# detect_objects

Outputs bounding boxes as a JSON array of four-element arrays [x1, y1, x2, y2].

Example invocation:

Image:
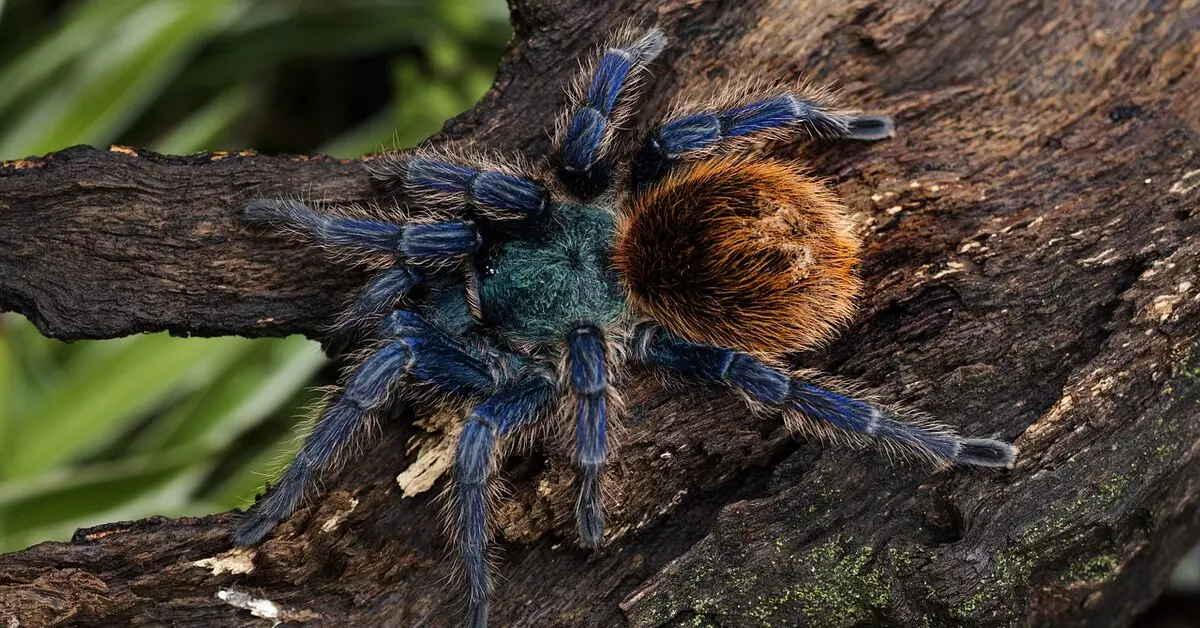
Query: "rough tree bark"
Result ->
[[1, 0, 1198, 626]]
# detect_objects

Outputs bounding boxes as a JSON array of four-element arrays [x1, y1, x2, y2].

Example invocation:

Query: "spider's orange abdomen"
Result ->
[[615, 157, 862, 357]]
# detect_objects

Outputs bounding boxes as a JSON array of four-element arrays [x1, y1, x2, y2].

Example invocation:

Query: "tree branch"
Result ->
[[2, 1, 1199, 626]]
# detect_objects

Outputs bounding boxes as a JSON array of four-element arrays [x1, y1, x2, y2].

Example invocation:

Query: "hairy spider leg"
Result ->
[[244, 198, 480, 353], [392, 157, 550, 220], [555, 27, 665, 199], [632, 91, 894, 190], [232, 310, 500, 547], [325, 265, 422, 355], [635, 325, 1016, 468], [566, 326, 610, 547], [243, 198, 480, 261], [454, 375, 557, 628]]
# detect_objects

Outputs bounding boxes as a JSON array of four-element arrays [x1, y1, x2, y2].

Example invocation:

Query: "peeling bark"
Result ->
[[2, 0, 1199, 626]]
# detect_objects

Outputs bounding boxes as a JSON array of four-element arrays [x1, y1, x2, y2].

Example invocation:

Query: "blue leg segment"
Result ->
[[377, 310, 498, 397], [846, 115, 895, 141], [400, 221, 479, 261], [243, 198, 477, 263], [244, 199, 403, 252], [395, 157, 548, 220], [556, 28, 665, 199], [325, 266, 421, 354], [232, 312, 498, 547], [567, 326, 609, 547], [656, 94, 892, 154], [454, 375, 556, 628], [785, 381, 959, 461], [633, 324, 1016, 468], [632, 92, 895, 190]]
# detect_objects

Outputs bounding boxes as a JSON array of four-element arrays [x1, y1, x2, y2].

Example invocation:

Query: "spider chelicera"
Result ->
[[235, 26, 1017, 628]]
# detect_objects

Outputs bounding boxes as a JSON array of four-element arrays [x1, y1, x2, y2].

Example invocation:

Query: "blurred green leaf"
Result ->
[[3, 315, 60, 400], [206, 423, 305, 511], [0, 448, 202, 519], [1, 465, 213, 552], [0, 0, 146, 118], [5, 335, 250, 478], [0, 0, 249, 159], [152, 83, 257, 154], [0, 323, 12, 450], [133, 336, 323, 454], [320, 109, 398, 158]]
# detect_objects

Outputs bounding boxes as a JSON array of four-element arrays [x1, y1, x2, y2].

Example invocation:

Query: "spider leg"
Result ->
[[245, 198, 479, 353], [633, 324, 1017, 468], [370, 154, 550, 221], [566, 326, 610, 547], [324, 265, 421, 355], [454, 373, 557, 628], [632, 85, 894, 190], [243, 198, 479, 261], [554, 27, 666, 199], [232, 310, 499, 547]]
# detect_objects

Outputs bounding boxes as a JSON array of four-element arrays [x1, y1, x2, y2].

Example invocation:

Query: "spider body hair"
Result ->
[[563, 326, 618, 547], [235, 25, 1018, 628], [616, 157, 861, 357], [476, 204, 626, 343], [368, 146, 550, 222], [448, 374, 557, 626], [243, 198, 479, 267], [633, 324, 1018, 468], [631, 81, 893, 191], [554, 25, 665, 200]]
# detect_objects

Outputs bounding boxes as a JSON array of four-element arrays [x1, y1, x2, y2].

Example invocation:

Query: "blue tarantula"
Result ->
[[235, 26, 1017, 627]]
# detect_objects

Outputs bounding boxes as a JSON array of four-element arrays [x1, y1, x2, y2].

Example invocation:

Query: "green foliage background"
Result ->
[[0, 0, 509, 553]]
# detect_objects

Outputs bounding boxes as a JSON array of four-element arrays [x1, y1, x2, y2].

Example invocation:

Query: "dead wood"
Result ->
[[1, 0, 1199, 626]]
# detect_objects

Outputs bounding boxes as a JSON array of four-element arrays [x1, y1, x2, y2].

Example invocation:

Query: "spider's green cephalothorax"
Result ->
[[477, 203, 625, 342]]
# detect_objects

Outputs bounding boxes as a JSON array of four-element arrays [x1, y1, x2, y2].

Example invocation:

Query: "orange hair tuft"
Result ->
[[615, 157, 862, 357]]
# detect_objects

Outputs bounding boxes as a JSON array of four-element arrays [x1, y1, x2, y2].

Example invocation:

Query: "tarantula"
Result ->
[[235, 26, 1017, 627]]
